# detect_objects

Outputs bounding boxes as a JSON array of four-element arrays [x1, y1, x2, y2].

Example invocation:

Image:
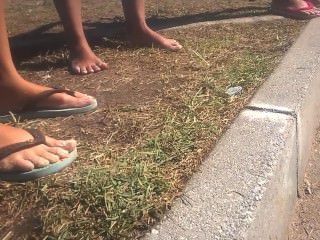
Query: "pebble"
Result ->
[[226, 86, 243, 96], [151, 229, 159, 235]]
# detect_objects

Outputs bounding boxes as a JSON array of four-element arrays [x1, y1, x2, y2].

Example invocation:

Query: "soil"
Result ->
[[6, 0, 270, 36], [0, 1, 306, 239], [289, 130, 320, 240]]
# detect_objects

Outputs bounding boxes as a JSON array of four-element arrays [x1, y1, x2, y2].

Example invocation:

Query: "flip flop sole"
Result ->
[[0, 150, 77, 182], [0, 99, 97, 123]]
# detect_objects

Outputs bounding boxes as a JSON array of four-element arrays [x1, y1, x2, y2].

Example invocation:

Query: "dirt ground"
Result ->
[[6, 0, 270, 36], [289, 130, 320, 239], [0, 1, 306, 239]]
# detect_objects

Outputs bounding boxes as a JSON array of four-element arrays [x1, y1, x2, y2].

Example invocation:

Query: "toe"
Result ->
[[80, 67, 88, 75], [40, 148, 62, 163], [15, 158, 35, 172], [47, 147, 70, 159], [97, 61, 108, 70], [173, 45, 183, 50], [92, 64, 101, 72], [74, 95, 95, 107], [72, 91, 93, 99], [26, 153, 50, 169], [170, 40, 183, 50], [53, 91, 93, 108], [0, 156, 35, 173], [46, 136, 77, 152], [175, 42, 183, 48], [72, 66, 81, 75], [73, 91, 96, 104], [87, 66, 95, 74], [63, 140, 77, 152]]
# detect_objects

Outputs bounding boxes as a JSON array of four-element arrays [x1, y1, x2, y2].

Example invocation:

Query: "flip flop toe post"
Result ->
[[0, 129, 77, 182]]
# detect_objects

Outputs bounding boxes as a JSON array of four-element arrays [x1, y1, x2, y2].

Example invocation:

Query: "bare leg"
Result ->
[[0, 124, 76, 173], [0, 1, 93, 115], [122, 0, 182, 51], [53, 0, 108, 75]]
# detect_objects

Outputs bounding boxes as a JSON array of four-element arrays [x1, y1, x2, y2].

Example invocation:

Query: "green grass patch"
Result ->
[[0, 20, 305, 239]]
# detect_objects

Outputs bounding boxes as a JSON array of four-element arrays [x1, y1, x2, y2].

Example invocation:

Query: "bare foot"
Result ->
[[0, 124, 76, 173], [69, 43, 108, 75], [0, 72, 94, 113], [128, 26, 183, 51]]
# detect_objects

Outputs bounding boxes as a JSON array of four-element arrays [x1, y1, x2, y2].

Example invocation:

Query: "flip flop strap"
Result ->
[[0, 129, 46, 161], [22, 88, 76, 112]]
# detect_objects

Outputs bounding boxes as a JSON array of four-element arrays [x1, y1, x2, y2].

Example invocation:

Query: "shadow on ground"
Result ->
[[10, 6, 270, 66]]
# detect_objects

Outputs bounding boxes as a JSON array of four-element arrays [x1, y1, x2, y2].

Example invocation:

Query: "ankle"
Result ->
[[69, 39, 92, 53], [127, 22, 150, 34], [0, 61, 18, 75], [0, 68, 22, 85]]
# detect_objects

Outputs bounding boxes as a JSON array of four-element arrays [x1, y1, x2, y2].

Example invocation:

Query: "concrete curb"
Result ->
[[162, 15, 284, 32], [10, 15, 284, 51], [144, 18, 320, 240]]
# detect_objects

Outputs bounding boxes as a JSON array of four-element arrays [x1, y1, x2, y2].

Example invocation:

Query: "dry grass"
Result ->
[[6, 0, 270, 35], [0, 20, 305, 239]]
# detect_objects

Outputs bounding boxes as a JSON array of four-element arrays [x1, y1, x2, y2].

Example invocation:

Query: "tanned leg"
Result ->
[[0, 0, 93, 114], [121, 0, 183, 51], [53, 0, 108, 75], [0, 2, 81, 174]]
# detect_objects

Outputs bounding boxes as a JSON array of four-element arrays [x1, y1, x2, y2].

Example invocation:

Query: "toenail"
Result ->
[[42, 160, 50, 166], [58, 148, 70, 156], [58, 141, 67, 147], [85, 94, 95, 100]]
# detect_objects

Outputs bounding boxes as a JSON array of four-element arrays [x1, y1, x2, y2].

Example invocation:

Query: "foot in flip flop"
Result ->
[[271, 0, 320, 19], [128, 26, 183, 51], [0, 73, 97, 122], [69, 43, 108, 75], [0, 125, 77, 182]]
